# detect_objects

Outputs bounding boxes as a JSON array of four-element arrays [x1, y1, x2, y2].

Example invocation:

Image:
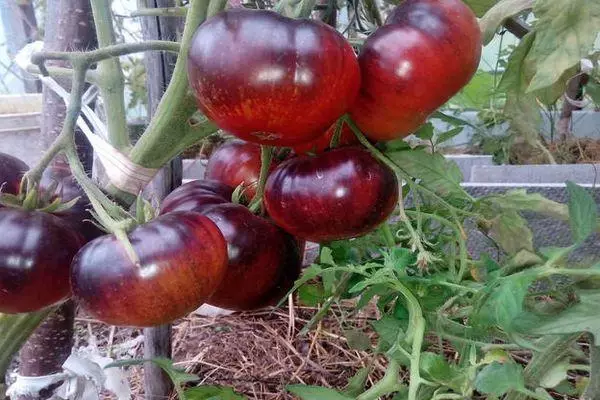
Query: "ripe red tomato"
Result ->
[[0, 152, 28, 196], [264, 147, 399, 242], [71, 212, 228, 327], [187, 9, 361, 146], [292, 122, 360, 155], [160, 180, 302, 311], [40, 163, 104, 242], [349, 0, 481, 141], [204, 140, 278, 200], [0, 208, 83, 313]]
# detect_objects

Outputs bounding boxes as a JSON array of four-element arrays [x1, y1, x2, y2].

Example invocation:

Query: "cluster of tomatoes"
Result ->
[[0, 0, 480, 327]]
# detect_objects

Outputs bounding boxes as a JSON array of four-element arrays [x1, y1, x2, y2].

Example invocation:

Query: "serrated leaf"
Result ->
[[357, 285, 390, 310], [298, 283, 326, 307], [488, 211, 534, 254], [566, 181, 598, 244], [319, 247, 335, 266], [526, 0, 600, 93], [479, 0, 535, 44], [385, 149, 467, 199], [184, 386, 246, 400], [287, 385, 353, 400], [462, 0, 497, 17], [499, 32, 541, 143], [431, 111, 478, 129], [475, 273, 536, 330], [513, 290, 600, 343], [343, 329, 372, 351], [384, 248, 416, 272], [475, 362, 525, 396], [415, 122, 434, 141], [420, 352, 469, 393], [371, 316, 404, 348]]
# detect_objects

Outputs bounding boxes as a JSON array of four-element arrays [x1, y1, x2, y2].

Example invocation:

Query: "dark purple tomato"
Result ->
[[349, 0, 481, 141], [160, 179, 232, 214], [264, 147, 399, 242], [187, 9, 361, 146], [40, 162, 104, 242], [200, 204, 302, 310], [0, 208, 83, 313], [160, 180, 302, 311], [71, 212, 228, 327], [0, 152, 28, 196], [205, 140, 279, 200]]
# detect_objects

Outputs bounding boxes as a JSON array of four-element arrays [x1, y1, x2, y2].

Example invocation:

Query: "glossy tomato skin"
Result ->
[[264, 147, 399, 242], [205, 140, 277, 200], [160, 179, 232, 214], [40, 163, 104, 242], [0, 209, 83, 313], [71, 212, 228, 327], [188, 9, 361, 146], [160, 180, 302, 310], [349, 0, 481, 141], [0, 152, 28, 196], [292, 122, 360, 155], [200, 204, 302, 310]]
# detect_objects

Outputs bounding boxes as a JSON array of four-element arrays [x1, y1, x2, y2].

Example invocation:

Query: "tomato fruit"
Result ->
[[40, 163, 104, 242], [292, 122, 359, 155], [0, 208, 83, 313], [0, 152, 28, 196], [160, 179, 232, 214], [205, 140, 277, 200], [349, 0, 481, 141], [71, 212, 228, 327], [160, 180, 302, 311], [264, 147, 399, 242], [187, 9, 361, 146]]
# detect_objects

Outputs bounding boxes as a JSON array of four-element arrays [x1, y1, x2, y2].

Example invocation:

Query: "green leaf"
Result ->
[[384, 248, 417, 272], [420, 352, 469, 393], [539, 358, 570, 389], [415, 122, 434, 141], [371, 316, 404, 348], [385, 149, 467, 199], [298, 283, 326, 307], [475, 362, 525, 396], [587, 79, 600, 105], [566, 181, 598, 244], [488, 211, 534, 254], [479, 0, 535, 44], [344, 368, 370, 397], [526, 0, 600, 93], [287, 385, 353, 400], [357, 285, 390, 310], [343, 329, 372, 351], [451, 71, 497, 109], [184, 386, 247, 400], [513, 290, 600, 343], [462, 0, 498, 17], [475, 273, 536, 330], [320, 247, 336, 266], [431, 111, 478, 129], [498, 32, 541, 143], [435, 127, 464, 145]]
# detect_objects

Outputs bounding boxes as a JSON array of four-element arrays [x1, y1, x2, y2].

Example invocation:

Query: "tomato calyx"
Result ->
[[0, 181, 82, 214]]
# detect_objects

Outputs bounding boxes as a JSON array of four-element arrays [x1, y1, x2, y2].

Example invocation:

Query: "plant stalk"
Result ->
[[249, 145, 274, 213], [581, 337, 600, 400], [90, 0, 131, 151]]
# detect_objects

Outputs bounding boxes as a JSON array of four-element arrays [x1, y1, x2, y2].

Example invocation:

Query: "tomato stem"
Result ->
[[329, 118, 344, 148], [0, 309, 52, 393], [248, 145, 274, 214]]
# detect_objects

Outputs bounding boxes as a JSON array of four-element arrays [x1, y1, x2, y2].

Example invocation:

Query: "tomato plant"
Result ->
[[349, 0, 481, 141], [160, 180, 302, 311], [205, 139, 279, 200], [71, 212, 228, 327], [0, 152, 28, 197], [264, 146, 399, 242], [0, 208, 83, 313], [187, 9, 361, 146]]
